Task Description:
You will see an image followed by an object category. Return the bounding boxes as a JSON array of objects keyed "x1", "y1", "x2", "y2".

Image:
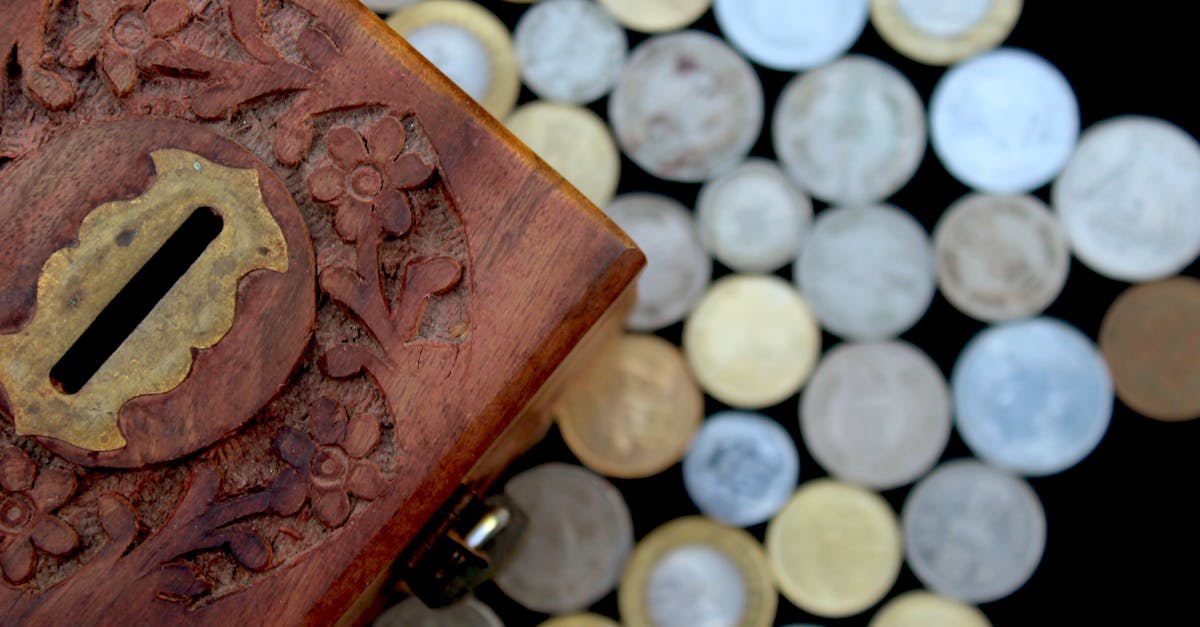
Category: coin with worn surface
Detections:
[
  {"x1": 506, "y1": 102, "x2": 621, "y2": 207},
  {"x1": 373, "y1": 596, "x2": 504, "y2": 627},
  {"x1": 713, "y1": 0, "x2": 869, "y2": 71},
  {"x1": 495, "y1": 463, "x2": 634, "y2": 614},
  {"x1": 386, "y1": 0, "x2": 519, "y2": 119},
  {"x1": 868, "y1": 590, "x2": 991, "y2": 627},
  {"x1": 619, "y1": 517, "x2": 776, "y2": 627},
  {"x1": 610, "y1": 31, "x2": 764, "y2": 183},
  {"x1": 1053, "y1": 115, "x2": 1200, "y2": 282},
  {"x1": 766, "y1": 479, "x2": 902, "y2": 618},
  {"x1": 1099, "y1": 277, "x2": 1200, "y2": 421},
  {"x1": 599, "y1": 0, "x2": 711, "y2": 33},
  {"x1": 800, "y1": 341, "x2": 950, "y2": 490},
  {"x1": 903, "y1": 459, "x2": 1046, "y2": 603},
  {"x1": 953, "y1": 317, "x2": 1113, "y2": 476},
  {"x1": 772, "y1": 54, "x2": 925, "y2": 205},
  {"x1": 934, "y1": 193, "x2": 1070, "y2": 322},
  {"x1": 683, "y1": 274, "x2": 821, "y2": 409},
  {"x1": 929, "y1": 48, "x2": 1078, "y2": 193},
  {"x1": 556, "y1": 334, "x2": 703, "y2": 478},
  {"x1": 604, "y1": 194, "x2": 711, "y2": 331},
  {"x1": 682, "y1": 411, "x2": 800, "y2": 527},
  {"x1": 796, "y1": 204, "x2": 935, "y2": 341},
  {"x1": 871, "y1": 0, "x2": 1022, "y2": 66},
  {"x1": 695, "y1": 159, "x2": 812, "y2": 273},
  {"x1": 514, "y1": 0, "x2": 627, "y2": 104},
  {"x1": 539, "y1": 615, "x2": 620, "y2": 627}
]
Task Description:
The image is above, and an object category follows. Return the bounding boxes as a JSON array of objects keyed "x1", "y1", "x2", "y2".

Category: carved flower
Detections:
[
  {"x1": 0, "y1": 447, "x2": 78, "y2": 584},
  {"x1": 271, "y1": 398, "x2": 386, "y2": 528},
  {"x1": 59, "y1": 0, "x2": 194, "y2": 97},
  {"x1": 306, "y1": 116, "x2": 435, "y2": 243}
]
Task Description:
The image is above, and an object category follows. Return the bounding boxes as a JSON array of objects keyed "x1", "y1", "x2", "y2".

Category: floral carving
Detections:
[
  {"x1": 0, "y1": 1, "x2": 75, "y2": 115},
  {"x1": 0, "y1": 447, "x2": 77, "y2": 584}
]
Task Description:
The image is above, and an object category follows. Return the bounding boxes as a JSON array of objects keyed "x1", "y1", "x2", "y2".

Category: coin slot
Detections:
[{"x1": 49, "y1": 207, "x2": 224, "y2": 395}]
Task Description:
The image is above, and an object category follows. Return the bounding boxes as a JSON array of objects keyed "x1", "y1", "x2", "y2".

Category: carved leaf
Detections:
[
  {"x1": 23, "y1": 66, "x2": 74, "y2": 112},
  {"x1": 226, "y1": 0, "x2": 279, "y2": 63},
  {"x1": 275, "y1": 120, "x2": 314, "y2": 167},
  {"x1": 406, "y1": 256, "x2": 463, "y2": 297},
  {"x1": 157, "y1": 563, "x2": 211, "y2": 602},
  {"x1": 318, "y1": 344, "x2": 370, "y2": 379},
  {"x1": 390, "y1": 153, "x2": 435, "y2": 189},
  {"x1": 297, "y1": 27, "x2": 338, "y2": 71},
  {"x1": 191, "y1": 82, "x2": 239, "y2": 120},
  {"x1": 320, "y1": 267, "x2": 368, "y2": 307},
  {"x1": 97, "y1": 494, "x2": 138, "y2": 542},
  {"x1": 217, "y1": 529, "x2": 272, "y2": 572}
]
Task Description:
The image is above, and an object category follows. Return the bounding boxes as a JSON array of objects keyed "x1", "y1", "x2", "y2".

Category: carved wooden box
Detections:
[{"x1": 0, "y1": 0, "x2": 641, "y2": 622}]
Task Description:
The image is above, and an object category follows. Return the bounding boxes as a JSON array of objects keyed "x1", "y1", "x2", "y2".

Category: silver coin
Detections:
[
  {"x1": 902, "y1": 459, "x2": 1046, "y2": 604},
  {"x1": 605, "y1": 193, "x2": 712, "y2": 331},
  {"x1": 514, "y1": 0, "x2": 628, "y2": 104},
  {"x1": 800, "y1": 341, "x2": 951, "y2": 490},
  {"x1": 495, "y1": 463, "x2": 634, "y2": 614},
  {"x1": 695, "y1": 158, "x2": 813, "y2": 273},
  {"x1": 713, "y1": 0, "x2": 869, "y2": 71},
  {"x1": 1053, "y1": 115, "x2": 1200, "y2": 282},
  {"x1": 773, "y1": 54, "x2": 926, "y2": 206},
  {"x1": 930, "y1": 48, "x2": 1079, "y2": 193},
  {"x1": 610, "y1": 31, "x2": 764, "y2": 183},
  {"x1": 374, "y1": 596, "x2": 504, "y2": 627},
  {"x1": 682, "y1": 411, "x2": 800, "y2": 527},
  {"x1": 952, "y1": 317, "x2": 1113, "y2": 476},
  {"x1": 645, "y1": 545, "x2": 748, "y2": 627},
  {"x1": 795, "y1": 204, "x2": 936, "y2": 340},
  {"x1": 934, "y1": 193, "x2": 1071, "y2": 322}
]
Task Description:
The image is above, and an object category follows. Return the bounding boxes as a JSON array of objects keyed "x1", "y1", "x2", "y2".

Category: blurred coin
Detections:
[
  {"x1": 386, "y1": 0, "x2": 519, "y2": 119},
  {"x1": 506, "y1": 102, "x2": 621, "y2": 207},
  {"x1": 868, "y1": 590, "x2": 991, "y2": 627},
  {"x1": 683, "y1": 274, "x2": 821, "y2": 409},
  {"x1": 556, "y1": 334, "x2": 703, "y2": 478},
  {"x1": 610, "y1": 31, "x2": 764, "y2": 183},
  {"x1": 929, "y1": 48, "x2": 1078, "y2": 193},
  {"x1": 496, "y1": 463, "x2": 633, "y2": 614},
  {"x1": 766, "y1": 479, "x2": 902, "y2": 618},
  {"x1": 902, "y1": 459, "x2": 1046, "y2": 603},
  {"x1": 695, "y1": 158, "x2": 812, "y2": 273},
  {"x1": 514, "y1": 0, "x2": 627, "y2": 104},
  {"x1": 952, "y1": 317, "x2": 1113, "y2": 476},
  {"x1": 619, "y1": 516, "x2": 776, "y2": 627},
  {"x1": 374, "y1": 596, "x2": 503, "y2": 627},
  {"x1": 871, "y1": 0, "x2": 1022, "y2": 66},
  {"x1": 795, "y1": 204, "x2": 935, "y2": 341},
  {"x1": 539, "y1": 615, "x2": 620, "y2": 627},
  {"x1": 933, "y1": 193, "x2": 1070, "y2": 322},
  {"x1": 713, "y1": 0, "x2": 869, "y2": 71},
  {"x1": 1099, "y1": 276, "x2": 1200, "y2": 421},
  {"x1": 800, "y1": 341, "x2": 950, "y2": 490},
  {"x1": 604, "y1": 193, "x2": 711, "y2": 331},
  {"x1": 599, "y1": 0, "x2": 711, "y2": 33},
  {"x1": 1053, "y1": 115, "x2": 1200, "y2": 282},
  {"x1": 681, "y1": 411, "x2": 800, "y2": 527}
]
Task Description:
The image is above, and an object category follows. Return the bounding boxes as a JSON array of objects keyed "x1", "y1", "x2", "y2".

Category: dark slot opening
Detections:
[{"x1": 49, "y1": 207, "x2": 224, "y2": 395}]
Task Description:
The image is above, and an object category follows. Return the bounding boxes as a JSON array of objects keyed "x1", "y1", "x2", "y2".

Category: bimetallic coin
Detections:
[
  {"x1": 695, "y1": 159, "x2": 813, "y2": 273},
  {"x1": 934, "y1": 193, "x2": 1070, "y2": 322},
  {"x1": 374, "y1": 596, "x2": 504, "y2": 627},
  {"x1": 514, "y1": 0, "x2": 627, "y2": 104},
  {"x1": 604, "y1": 194, "x2": 711, "y2": 331},
  {"x1": 796, "y1": 205, "x2": 936, "y2": 341},
  {"x1": 1099, "y1": 277, "x2": 1200, "y2": 421},
  {"x1": 386, "y1": 0, "x2": 519, "y2": 119},
  {"x1": 1053, "y1": 116, "x2": 1200, "y2": 282},
  {"x1": 902, "y1": 460, "x2": 1046, "y2": 603},
  {"x1": 683, "y1": 274, "x2": 821, "y2": 409},
  {"x1": 714, "y1": 0, "x2": 869, "y2": 71},
  {"x1": 539, "y1": 615, "x2": 620, "y2": 627},
  {"x1": 929, "y1": 48, "x2": 1078, "y2": 193},
  {"x1": 953, "y1": 317, "x2": 1113, "y2": 476},
  {"x1": 619, "y1": 517, "x2": 776, "y2": 627},
  {"x1": 506, "y1": 102, "x2": 621, "y2": 208},
  {"x1": 556, "y1": 334, "x2": 703, "y2": 478},
  {"x1": 766, "y1": 480, "x2": 902, "y2": 618},
  {"x1": 869, "y1": 590, "x2": 991, "y2": 627},
  {"x1": 800, "y1": 341, "x2": 951, "y2": 490},
  {"x1": 681, "y1": 411, "x2": 800, "y2": 527},
  {"x1": 599, "y1": 0, "x2": 711, "y2": 34},
  {"x1": 871, "y1": 0, "x2": 1022, "y2": 66},
  {"x1": 610, "y1": 31, "x2": 764, "y2": 183},
  {"x1": 495, "y1": 463, "x2": 634, "y2": 614},
  {"x1": 772, "y1": 54, "x2": 926, "y2": 206}
]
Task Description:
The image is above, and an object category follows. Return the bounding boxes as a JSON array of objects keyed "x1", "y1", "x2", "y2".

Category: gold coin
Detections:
[
  {"x1": 505, "y1": 102, "x2": 621, "y2": 208},
  {"x1": 386, "y1": 0, "x2": 519, "y2": 119},
  {"x1": 556, "y1": 334, "x2": 703, "y2": 478},
  {"x1": 599, "y1": 0, "x2": 712, "y2": 33},
  {"x1": 869, "y1": 590, "x2": 991, "y2": 627},
  {"x1": 539, "y1": 614, "x2": 621, "y2": 627},
  {"x1": 766, "y1": 479, "x2": 902, "y2": 618},
  {"x1": 619, "y1": 516, "x2": 776, "y2": 627},
  {"x1": 683, "y1": 274, "x2": 820, "y2": 409},
  {"x1": 871, "y1": 0, "x2": 1022, "y2": 66}
]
